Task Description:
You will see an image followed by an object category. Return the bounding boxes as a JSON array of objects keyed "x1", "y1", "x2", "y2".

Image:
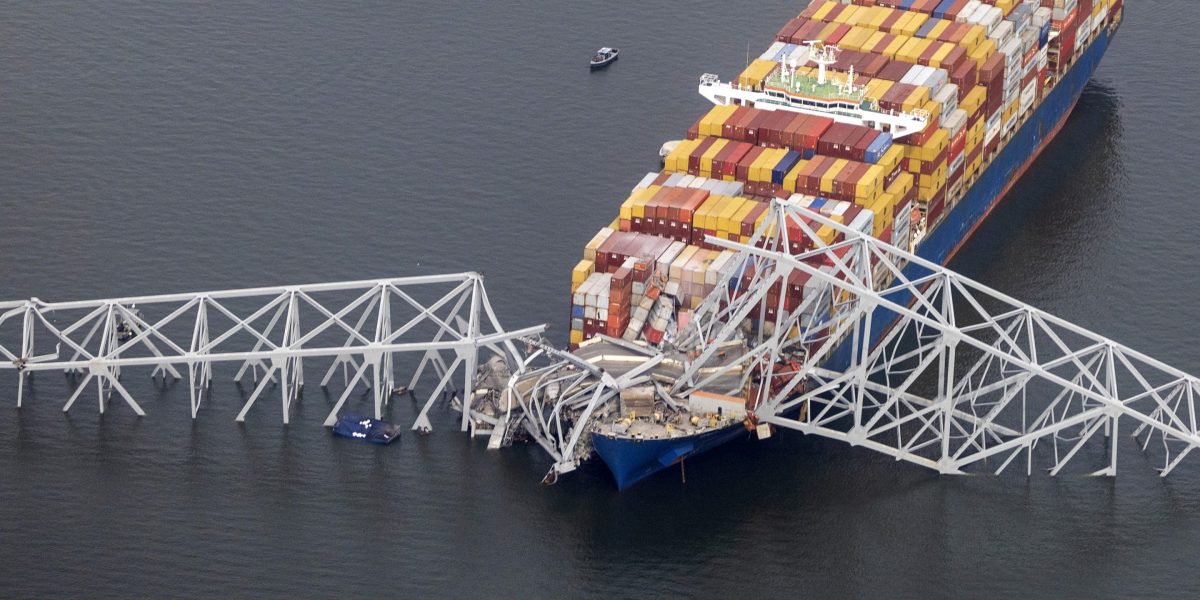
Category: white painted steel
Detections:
[
  {"x1": 0, "y1": 273, "x2": 544, "y2": 430},
  {"x1": 698, "y1": 75, "x2": 929, "y2": 140},
  {"x1": 505, "y1": 198, "x2": 1200, "y2": 482}
]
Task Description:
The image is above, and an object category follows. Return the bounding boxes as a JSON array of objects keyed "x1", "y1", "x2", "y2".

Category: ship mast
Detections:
[{"x1": 804, "y1": 40, "x2": 840, "y2": 85}]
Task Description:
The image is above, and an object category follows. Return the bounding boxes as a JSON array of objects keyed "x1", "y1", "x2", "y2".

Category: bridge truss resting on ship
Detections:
[
  {"x1": 506, "y1": 199, "x2": 1200, "y2": 481},
  {"x1": 4, "y1": 204, "x2": 1200, "y2": 483},
  {"x1": 0, "y1": 273, "x2": 544, "y2": 433}
]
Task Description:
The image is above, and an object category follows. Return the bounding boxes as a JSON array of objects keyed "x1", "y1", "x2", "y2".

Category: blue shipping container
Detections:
[
  {"x1": 864, "y1": 132, "x2": 894, "y2": 165},
  {"x1": 915, "y1": 19, "x2": 938, "y2": 39},
  {"x1": 771, "y1": 151, "x2": 803, "y2": 185},
  {"x1": 933, "y1": 0, "x2": 958, "y2": 19}
]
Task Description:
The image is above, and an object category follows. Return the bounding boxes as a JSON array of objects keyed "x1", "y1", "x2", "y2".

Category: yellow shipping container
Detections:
[
  {"x1": 909, "y1": 39, "x2": 937, "y2": 63},
  {"x1": 572, "y1": 259, "x2": 594, "y2": 285},
  {"x1": 902, "y1": 86, "x2": 931, "y2": 113},
  {"x1": 697, "y1": 195, "x2": 727, "y2": 231},
  {"x1": 820, "y1": 159, "x2": 849, "y2": 194},
  {"x1": 920, "y1": 129, "x2": 949, "y2": 163},
  {"x1": 811, "y1": 0, "x2": 837, "y2": 21},
  {"x1": 856, "y1": 165, "x2": 886, "y2": 202},
  {"x1": 570, "y1": 330, "x2": 583, "y2": 345},
  {"x1": 731, "y1": 201, "x2": 756, "y2": 236},
  {"x1": 995, "y1": 0, "x2": 1016, "y2": 15},
  {"x1": 699, "y1": 138, "x2": 729, "y2": 178},
  {"x1": 700, "y1": 105, "x2": 737, "y2": 137},
  {"x1": 927, "y1": 19, "x2": 951, "y2": 41},
  {"x1": 899, "y1": 12, "x2": 928, "y2": 36},
  {"x1": 832, "y1": 4, "x2": 861, "y2": 24},
  {"x1": 960, "y1": 25, "x2": 986, "y2": 54},
  {"x1": 922, "y1": 100, "x2": 943, "y2": 130},
  {"x1": 665, "y1": 139, "x2": 698, "y2": 173},
  {"x1": 784, "y1": 160, "x2": 809, "y2": 193},
  {"x1": 737, "y1": 59, "x2": 778, "y2": 89},
  {"x1": 883, "y1": 35, "x2": 910, "y2": 59},
  {"x1": 960, "y1": 85, "x2": 987, "y2": 117},
  {"x1": 929, "y1": 42, "x2": 955, "y2": 68},
  {"x1": 631, "y1": 185, "x2": 658, "y2": 219},
  {"x1": 841, "y1": 26, "x2": 875, "y2": 51},
  {"x1": 879, "y1": 145, "x2": 904, "y2": 174},
  {"x1": 897, "y1": 37, "x2": 925, "y2": 63},
  {"x1": 866, "y1": 78, "x2": 894, "y2": 104},
  {"x1": 969, "y1": 38, "x2": 996, "y2": 69},
  {"x1": 815, "y1": 225, "x2": 837, "y2": 246},
  {"x1": 867, "y1": 6, "x2": 891, "y2": 30},
  {"x1": 887, "y1": 172, "x2": 915, "y2": 198},
  {"x1": 868, "y1": 194, "x2": 895, "y2": 237},
  {"x1": 717, "y1": 197, "x2": 744, "y2": 234},
  {"x1": 670, "y1": 246, "x2": 699, "y2": 281},
  {"x1": 865, "y1": 30, "x2": 887, "y2": 52}
]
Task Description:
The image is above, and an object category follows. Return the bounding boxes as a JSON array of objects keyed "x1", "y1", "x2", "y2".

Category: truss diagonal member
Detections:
[{"x1": 696, "y1": 199, "x2": 1200, "y2": 476}]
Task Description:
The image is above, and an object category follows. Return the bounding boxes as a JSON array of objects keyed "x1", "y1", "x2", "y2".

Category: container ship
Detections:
[{"x1": 565, "y1": 0, "x2": 1122, "y2": 489}]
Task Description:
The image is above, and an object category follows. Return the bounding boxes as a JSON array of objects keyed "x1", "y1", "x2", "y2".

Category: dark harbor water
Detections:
[{"x1": 3, "y1": 1, "x2": 1200, "y2": 597}]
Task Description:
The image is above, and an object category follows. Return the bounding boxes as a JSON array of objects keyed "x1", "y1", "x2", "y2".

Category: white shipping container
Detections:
[
  {"x1": 1003, "y1": 111, "x2": 1018, "y2": 136},
  {"x1": 1034, "y1": 6, "x2": 1052, "y2": 29},
  {"x1": 900, "y1": 64, "x2": 926, "y2": 86},
  {"x1": 934, "y1": 83, "x2": 959, "y2": 117},
  {"x1": 677, "y1": 174, "x2": 696, "y2": 187},
  {"x1": 786, "y1": 46, "x2": 811, "y2": 65},
  {"x1": 893, "y1": 200, "x2": 913, "y2": 253},
  {"x1": 957, "y1": 0, "x2": 983, "y2": 24},
  {"x1": 1020, "y1": 80, "x2": 1037, "y2": 113},
  {"x1": 634, "y1": 172, "x2": 658, "y2": 190},
  {"x1": 850, "y1": 211, "x2": 873, "y2": 237},
  {"x1": 760, "y1": 41, "x2": 786, "y2": 61},
  {"x1": 984, "y1": 114, "x2": 1002, "y2": 146},
  {"x1": 989, "y1": 20, "x2": 1014, "y2": 44},
  {"x1": 982, "y1": 6, "x2": 1004, "y2": 35}
]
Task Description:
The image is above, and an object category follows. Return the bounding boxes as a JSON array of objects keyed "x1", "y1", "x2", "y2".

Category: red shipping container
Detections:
[
  {"x1": 877, "y1": 59, "x2": 914, "y2": 82},
  {"x1": 745, "y1": 109, "x2": 776, "y2": 145},
  {"x1": 776, "y1": 17, "x2": 805, "y2": 43},
  {"x1": 880, "y1": 10, "x2": 905, "y2": 33},
  {"x1": 736, "y1": 146, "x2": 766, "y2": 182},
  {"x1": 687, "y1": 137, "x2": 716, "y2": 175},
  {"x1": 944, "y1": 0, "x2": 971, "y2": 19},
  {"x1": 824, "y1": 24, "x2": 852, "y2": 45},
  {"x1": 790, "y1": 20, "x2": 825, "y2": 45},
  {"x1": 723, "y1": 106, "x2": 752, "y2": 140},
  {"x1": 720, "y1": 142, "x2": 754, "y2": 179}
]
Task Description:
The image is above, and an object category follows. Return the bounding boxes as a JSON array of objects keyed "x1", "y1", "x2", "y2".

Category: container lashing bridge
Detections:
[{"x1": 3, "y1": 204, "x2": 1200, "y2": 482}]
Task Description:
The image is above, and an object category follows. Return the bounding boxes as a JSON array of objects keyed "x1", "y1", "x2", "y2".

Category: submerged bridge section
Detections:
[{"x1": 0, "y1": 273, "x2": 543, "y2": 433}]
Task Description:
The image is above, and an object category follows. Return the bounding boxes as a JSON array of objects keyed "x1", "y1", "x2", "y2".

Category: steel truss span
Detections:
[
  {"x1": 504, "y1": 199, "x2": 1200, "y2": 481},
  {"x1": 0, "y1": 273, "x2": 544, "y2": 432}
]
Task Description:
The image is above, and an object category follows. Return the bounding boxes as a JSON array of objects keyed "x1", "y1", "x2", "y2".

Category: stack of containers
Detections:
[
  {"x1": 576, "y1": 0, "x2": 1119, "y2": 347},
  {"x1": 571, "y1": 273, "x2": 612, "y2": 347}
]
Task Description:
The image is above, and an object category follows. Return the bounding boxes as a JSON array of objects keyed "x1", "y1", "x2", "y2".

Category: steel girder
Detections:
[{"x1": 0, "y1": 273, "x2": 544, "y2": 430}]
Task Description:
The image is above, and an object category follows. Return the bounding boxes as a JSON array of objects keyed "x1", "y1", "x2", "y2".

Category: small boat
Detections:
[
  {"x1": 590, "y1": 47, "x2": 618, "y2": 69},
  {"x1": 331, "y1": 414, "x2": 402, "y2": 444}
]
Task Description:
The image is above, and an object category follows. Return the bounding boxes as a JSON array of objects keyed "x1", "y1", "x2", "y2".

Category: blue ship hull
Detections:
[
  {"x1": 592, "y1": 424, "x2": 750, "y2": 490},
  {"x1": 592, "y1": 23, "x2": 1117, "y2": 490}
]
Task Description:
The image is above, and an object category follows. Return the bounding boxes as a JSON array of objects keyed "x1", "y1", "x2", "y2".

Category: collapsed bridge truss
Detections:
[
  {"x1": 4, "y1": 201, "x2": 1200, "y2": 482},
  {"x1": 0, "y1": 273, "x2": 543, "y2": 432},
  {"x1": 507, "y1": 199, "x2": 1200, "y2": 480}
]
